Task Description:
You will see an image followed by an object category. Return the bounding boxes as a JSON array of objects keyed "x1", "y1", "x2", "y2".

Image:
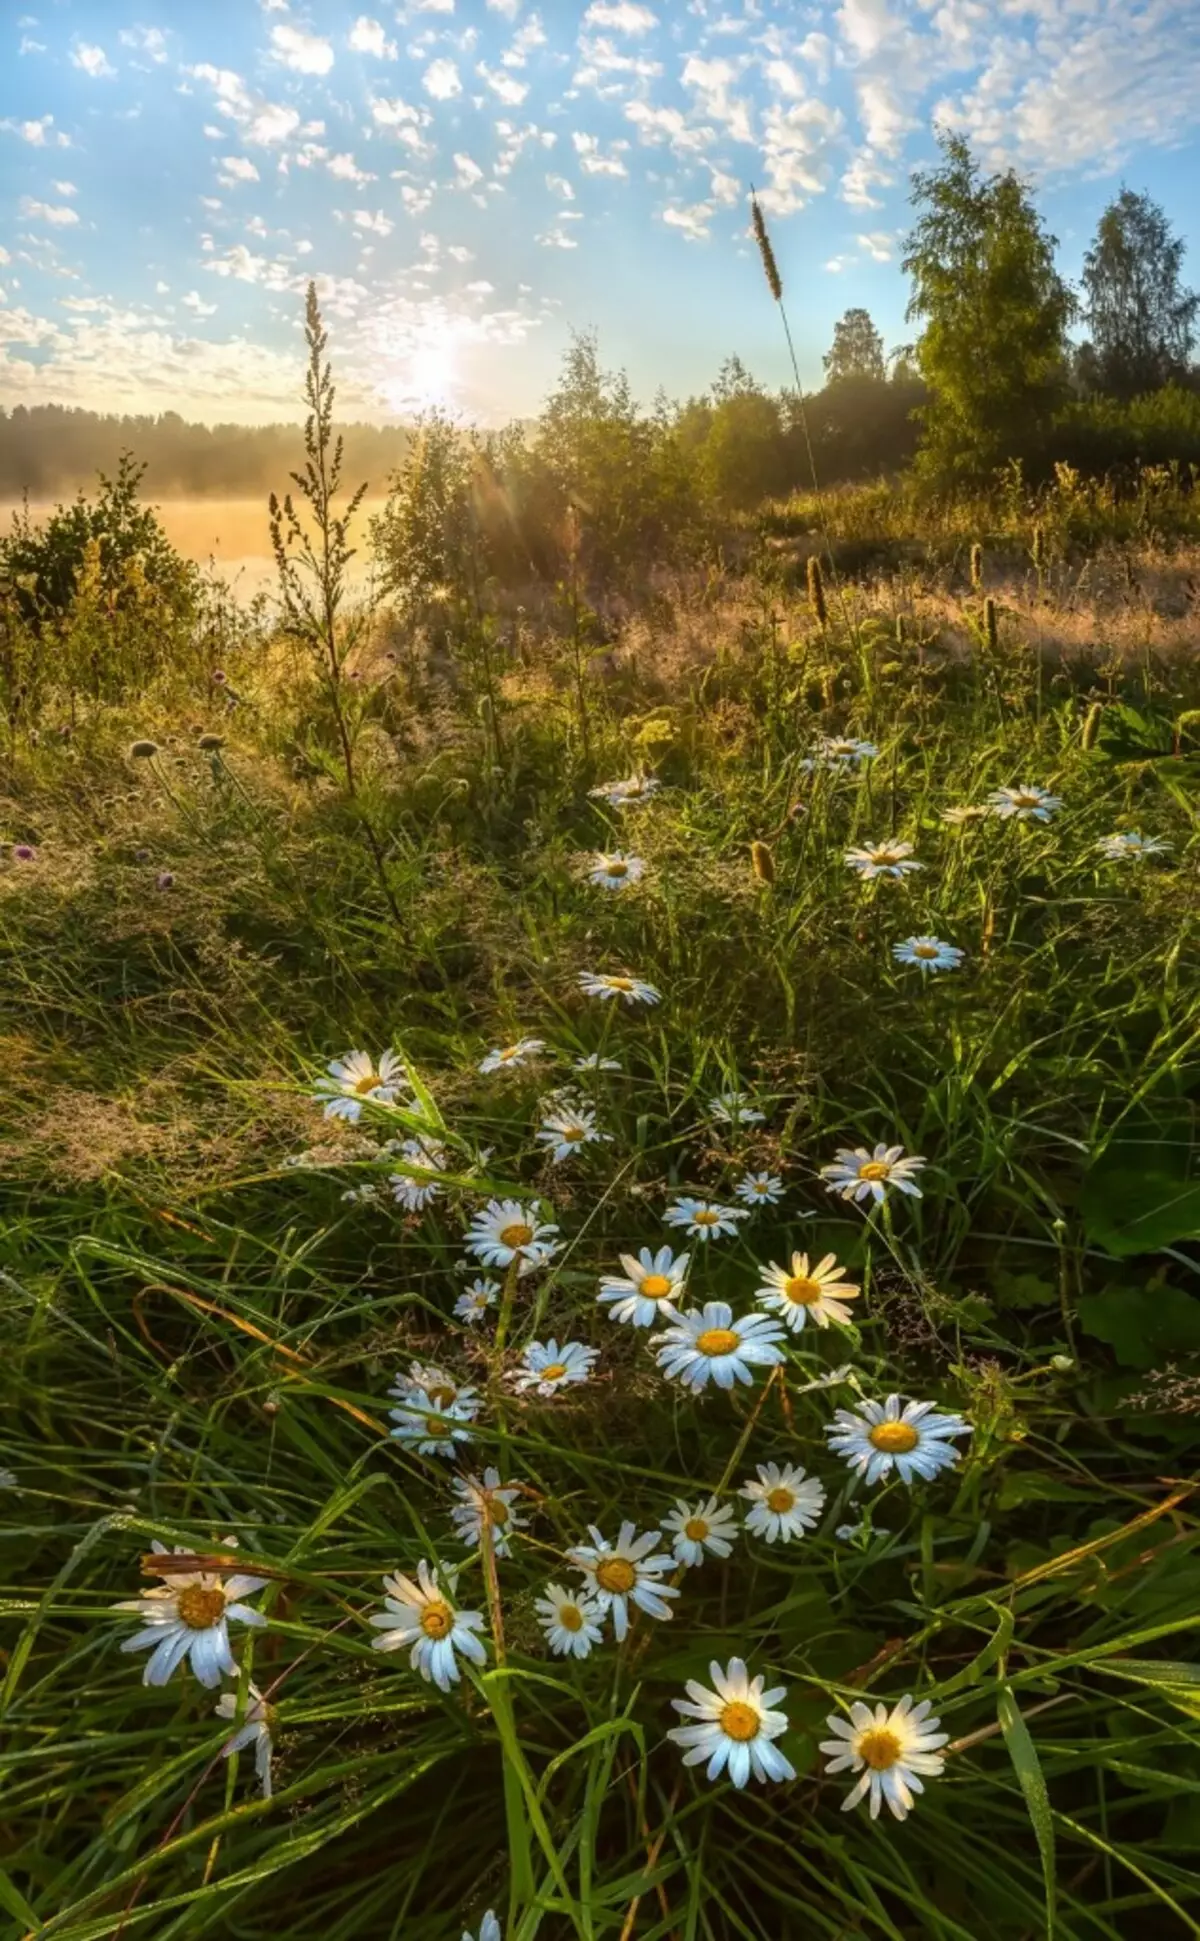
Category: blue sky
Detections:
[{"x1": 2, "y1": 0, "x2": 1199, "y2": 426}]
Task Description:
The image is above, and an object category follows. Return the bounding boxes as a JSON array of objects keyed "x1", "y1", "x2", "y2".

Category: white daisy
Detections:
[
  {"x1": 735, "y1": 1171, "x2": 784, "y2": 1206},
  {"x1": 589, "y1": 851, "x2": 646, "y2": 891},
  {"x1": 1096, "y1": 831, "x2": 1171, "y2": 861},
  {"x1": 820, "y1": 1144, "x2": 925, "y2": 1205},
  {"x1": 513, "y1": 1339, "x2": 598, "y2": 1396},
  {"x1": 740, "y1": 1461, "x2": 826, "y2": 1543},
  {"x1": 589, "y1": 774, "x2": 660, "y2": 808},
  {"x1": 663, "y1": 1197, "x2": 746, "y2": 1241},
  {"x1": 755, "y1": 1251, "x2": 861, "y2": 1332},
  {"x1": 825, "y1": 1394, "x2": 971, "y2": 1486},
  {"x1": 708, "y1": 1091, "x2": 766, "y2": 1125},
  {"x1": 662, "y1": 1495, "x2": 738, "y2": 1567},
  {"x1": 215, "y1": 1682, "x2": 275, "y2": 1798},
  {"x1": 988, "y1": 784, "x2": 1061, "y2": 822},
  {"x1": 668, "y1": 1658, "x2": 795, "y2": 1788},
  {"x1": 939, "y1": 804, "x2": 988, "y2": 826},
  {"x1": 369, "y1": 1559, "x2": 487, "y2": 1691},
  {"x1": 389, "y1": 1135, "x2": 450, "y2": 1210},
  {"x1": 479, "y1": 1037, "x2": 545, "y2": 1075},
  {"x1": 652, "y1": 1301, "x2": 786, "y2": 1392},
  {"x1": 454, "y1": 1278, "x2": 499, "y2": 1325},
  {"x1": 312, "y1": 1048, "x2": 408, "y2": 1123},
  {"x1": 536, "y1": 1106, "x2": 611, "y2": 1164},
  {"x1": 463, "y1": 1915, "x2": 501, "y2": 1941},
  {"x1": 113, "y1": 1548, "x2": 268, "y2": 1689},
  {"x1": 892, "y1": 936, "x2": 964, "y2": 974},
  {"x1": 535, "y1": 1582, "x2": 606, "y2": 1659},
  {"x1": 820, "y1": 1694, "x2": 948, "y2": 1820},
  {"x1": 450, "y1": 1469, "x2": 526, "y2": 1557},
  {"x1": 391, "y1": 1362, "x2": 478, "y2": 1413},
  {"x1": 844, "y1": 840, "x2": 923, "y2": 880},
  {"x1": 578, "y1": 970, "x2": 661, "y2": 1006},
  {"x1": 597, "y1": 1245, "x2": 689, "y2": 1326},
  {"x1": 464, "y1": 1198, "x2": 559, "y2": 1268},
  {"x1": 820, "y1": 735, "x2": 878, "y2": 765},
  {"x1": 573, "y1": 1053, "x2": 622, "y2": 1072},
  {"x1": 388, "y1": 1387, "x2": 478, "y2": 1459},
  {"x1": 567, "y1": 1522, "x2": 679, "y2": 1641}
]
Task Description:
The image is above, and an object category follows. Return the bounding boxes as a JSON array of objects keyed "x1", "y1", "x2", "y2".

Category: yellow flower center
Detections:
[
  {"x1": 692, "y1": 1210, "x2": 720, "y2": 1227},
  {"x1": 539, "y1": 1362, "x2": 567, "y2": 1382},
  {"x1": 487, "y1": 1497, "x2": 510, "y2": 1525},
  {"x1": 353, "y1": 1072, "x2": 382, "y2": 1095},
  {"x1": 859, "y1": 1161, "x2": 891, "y2": 1182},
  {"x1": 696, "y1": 1327, "x2": 739, "y2": 1356},
  {"x1": 683, "y1": 1516, "x2": 709, "y2": 1542},
  {"x1": 420, "y1": 1599, "x2": 454, "y2": 1639},
  {"x1": 606, "y1": 977, "x2": 634, "y2": 992},
  {"x1": 913, "y1": 943, "x2": 938, "y2": 959},
  {"x1": 719, "y1": 1701, "x2": 761, "y2": 1743},
  {"x1": 641, "y1": 1274, "x2": 673, "y2": 1298},
  {"x1": 766, "y1": 1487, "x2": 795, "y2": 1514},
  {"x1": 498, "y1": 1045, "x2": 520, "y2": 1061},
  {"x1": 176, "y1": 1585, "x2": 227, "y2": 1631},
  {"x1": 559, "y1": 1602, "x2": 584, "y2": 1632},
  {"x1": 596, "y1": 1558, "x2": 636, "y2": 1595},
  {"x1": 561, "y1": 1125, "x2": 585, "y2": 1142},
  {"x1": 427, "y1": 1383, "x2": 457, "y2": 1408},
  {"x1": 858, "y1": 1727, "x2": 903, "y2": 1770},
  {"x1": 869, "y1": 1421, "x2": 920, "y2": 1454},
  {"x1": 1012, "y1": 792, "x2": 1040, "y2": 807},
  {"x1": 604, "y1": 860, "x2": 628, "y2": 877},
  {"x1": 499, "y1": 1221, "x2": 534, "y2": 1248},
  {"x1": 784, "y1": 1275, "x2": 821, "y2": 1306}
]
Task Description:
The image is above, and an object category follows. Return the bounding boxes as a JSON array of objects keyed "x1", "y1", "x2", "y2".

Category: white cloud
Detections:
[
  {"x1": 218, "y1": 155, "x2": 261, "y2": 184},
  {"x1": 537, "y1": 226, "x2": 579, "y2": 248},
  {"x1": 270, "y1": 25, "x2": 335, "y2": 76},
  {"x1": 423, "y1": 58, "x2": 462, "y2": 99},
  {"x1": 856, "y1": 228, "x2": 893, "y2": 260},
  {"x1": 662, "y1": 202, "x2": 713, "y2": 241},
  {"x1": 371, "y1": 93, "x2": 423, "y2": 127},
  {"x1": 349, "y1": 16, "x2": 397, "y2": 58},
  {"x1": 248, "y1": 103, "x2": 302, "y2": 144},
  {"x1": 574, "y1": 35, "x2": 662, "y2": 87},
  {"x1": 19, "y1": 36, "x2": 47, "y2": 54},
  {"x1": 410, "y1": 0, "x2": 455, "y2": 10},
  {"x1": 182, "y1": 291, "x2": 218, "y2": 316},
  {"x1": 825, "y1": 255, "x2": 851, "y2": 273},
  {"x1": 624, "y1": 100, "x2": 714, "y2": 154},
  {"x1": 19, "y1": 198, "x2": 80, "y2": 226},
  {"x1": 353, "y1": 208, "x2": 395, "y2": 235},
  {"x1": 477, "y1": 61, "x2": 528, "y2": 103},
  {"x1": 447, "y1": 243, "x2": 474, "y2": 261},
  {"x1": 71, "y1": 42, "x2": 116, "y2": 78},
  {"x1": 502, "y1": 14, "x2": 546, "y2": 64},
  {"x1": 681, "y1": 55, "x2": 755, "y2": 143},
  {"x1": 757, "y1": 96, "x2": 844, "y2": 214},
  {"x1": 453, "y1": 151, "x2": 484, "y2": 185},
  {"x1": 840, "y1": 151, "x2": 892, "y2": 208},
  {"x1": 154, "y1": 279, "x2": 170, "y2": 293},
  {"x1": 328, "y1": 152, "x2": 376, "y2": 183},
  {"x1": 119, "y1": 25, "x2": 169, "y2": 63},
  {"x1": 487, "y1": 0, "x2": 522, "y2": 15},
  {"x1": 52, "y1": 180, "x2": 78, "y2": 197},
  {"x1": 546, "y1": 172, "x2": 575, "y2": 198},
  {"x1": 584, "y1": 1, "x2": 658, "y2": 31},
  {"x1": 466, "y1": 278, "x2": 495, "y2": 292},
  {"x1": 572, "y1": 131, "x2": 629, "y2": 177},
  {"x1": 202, "y1": 244, "x2": 292, "y2": 286}
]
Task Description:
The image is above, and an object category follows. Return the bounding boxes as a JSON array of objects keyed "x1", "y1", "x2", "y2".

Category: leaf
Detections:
[
  {"x1": 1080, "y1": 1113, "x2": 1200, "y2": 1258},
  {"x1": 998, "y1": 1684, "x2": 1056, "y2": 1938},
  {"x1": 1092, "y1": 1657, "x2": 1200, "y2": 1688},
  {"x1": 0, "y1": 1868, "x2": 39, "y2": 1930},
  {"x1": 1077, "y1": 1282, "x2": 1200, "y2": 1371}
]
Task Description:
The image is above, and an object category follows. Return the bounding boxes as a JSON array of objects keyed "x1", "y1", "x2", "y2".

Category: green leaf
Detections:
[
  {"x1": 0, "y1": 1867, "x2": 39, "y2": 1929},
  {"x1": 1077, "y1": 1282, "x2": 1200, "y2": 1370},
  {"x1": 1080, "y1": 1115, "x2": 1200, "y2": 1258},
  {"x1": 998, "y1": 1684, "x2": 1056, "y2": 1938},
  {"x1": 1092, "y1": 1657, "x2": 1200, "y2": 1688}
]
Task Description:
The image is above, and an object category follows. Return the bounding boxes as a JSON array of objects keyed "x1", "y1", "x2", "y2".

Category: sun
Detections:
[{"x1": 380, "y1": 338, "x2": 458, "y2": 414}]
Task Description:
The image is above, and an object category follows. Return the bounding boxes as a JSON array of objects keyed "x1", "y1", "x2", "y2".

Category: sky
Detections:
[{"x1": 2, "y1": 0, "x2": 1199, "y2": 427}]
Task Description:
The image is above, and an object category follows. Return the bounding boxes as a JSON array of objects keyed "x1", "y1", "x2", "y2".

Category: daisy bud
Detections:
[{"x1": 750, "y1": 839, "x2": 775, "y2": 885}]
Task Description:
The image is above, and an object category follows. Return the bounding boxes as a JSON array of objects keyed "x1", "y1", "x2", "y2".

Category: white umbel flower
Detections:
[
  {"x1": 479, "y1": 1037, "x2": 545, "y2": 1075},
  {"x1": 454, "y1": 1278, "x2": 499, "y2": 1325},
  {"x1": 740, "y1": 1461, "x2": 826, "y2": 1543},
  {"x1": 536, "y1": 1106, "x2": 611, "y2": 1164},
  {"x1": 844, "y1": 840, "x2": 922, "y2": 880},
  {"x1": 535, "y1": 1582, "x2": 606, "y2": 1659},
  {"x1": 755, "y1": 1251, "x2": 861, "y2": 1331},
  {"x1": 820, "y1": 1694, "x2": 948, "y2": 1819},
  {"x1": 708, "y1": 1090, "x2": 765, "y2": 1125},
  {"x1": 589, "y1": 851, "x2": 646, "y2": 891},
  {"x1": 389, "y1": 1135, "x2": 449, "y2": 1210},
  {"x1": 1096, "y1": 830, "x2": 1171, "y2": 860},
  {"x1": 312, "y1": 1049, "x2": 407, "y2": 1123},
  {"x1": 113, "y1": 1548, "x2": 268, "y2": 1689},
  {"x1": 464, "y1": 1198, "x2": 559, "y2": 1268},
  {"x1": 663, "y1": 1197, "x2": 746, "y2": 1241},
  {"x1": 567, "y1": 1522, "x2": 678, "y2": 1641},
  {"x1": 215, "y1": 1682, "x2": 275, "y2": 1797},
  {"x1": 513, "y1": 1339, "x2": 598, "y2": 1396},
  {"x1": 668, "y1": 1658, "x2": 795, "y2": 1788},
  {"x1": 820, "y1": 1143, "x2": 925, "y2": 1204},
  {"x1": 988, "y1": 783, "x2": 1061, "y2": 822},
  {"x1": 662, "y1": 1495, "x2": 738, "y2": 1567},
  {"x1": 892, "y1": 936, "x2": 964, "y2": 974},
  {"x1": 826, "y1": 1394, "x2": 971, "y2": 1486},
  {"x1": 589, "y1": 774, "x2": 660, "y2": 808},
  {"x1": 652, "y1": 1300, "x2": 786, "y2": 1392},
  {"x1": 369, "y1": 1559, "x2": 487, "y2": 1690},
  {"x1": 578, "y1": 970, "x2": 661, "y2": 1006},
  {"x1": 597, "y1": 1245, "x2": 689, "y2": 1326},
  {"x1": 450, "y1": 1469, "x2": 526, "y2": 1557},
  {"x1": 735, "y1": 1171, "x2": 784, "y2": 1206}
]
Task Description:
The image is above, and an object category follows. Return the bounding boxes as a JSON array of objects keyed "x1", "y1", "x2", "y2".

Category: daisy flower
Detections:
[
  {"x1": 708, "y1": 1091, "x2": 766, "y2": 1125},
  {"x1": 391, "y1": 1362, "x2": 478, "y2": 1414},
  {"x1": 464, "y1": 1198, "x2": 559, "y2": 1269},
  {"x1": 513, "y1": 1339, "x2": 597, "y2": 1396},
  {"x1": 652, "y1": 1301, "x2": 786, "y2": 1392},
  {"x1": 663, "y1": 1495, "x2": 738, "y2": 1567},
  {"x1": 113, "y1": 1548, "x2": 268, "y2": 1689},
  {"x1": 578, "y1": 970, "x2": 661, "y2": 1006},
  {"x1": 987, "y1": 784, "x2": 1061, "y2": 822},
  {"x1": 463, "y1": 1917, "x2": 501, "y2": 1941},
  {"x1": 1096, "y1": 831, "x2": 1171, "y2": 861},
  {"x1": 820, "y1": 1144, "x2": 925, "y2": 1205},
  {"x1": 844, "y1": 840, "x2": 923, "y2": 880},
  {"x1": 535, "y1": 1582, "x2": 606, "y2": 1659},
  {"x1": 820, "y1": 1694, "x2": 948, "y2": 1820},
  {"x1": 573, "y1": 1053, "x2": 622, "y2": 1072},
  {"x1": 389, "y1": 1135, "x2": 449, "y2": 1210},
  {"x1": 450, "y1": 1469, "x2": 526, "y2": 1557},
  {"x1": 892, "y1": 936, "x2": 964, "y2": 974},
  {"x1": 668, "y1": 1659, "x2": 795, "y2": 1788},
  {"x1": 663, "y1": 1197, "x2": 746, "y2": 1241},
  {"x1": 567, "y1": 1522, "x2": 678, "y2": 1640},
  {"x1": 825, "y1": 1394, "x2": 971, "y2": 1486},
  {"x1": 536, "y1": 1106, "x2": 611, "y2": 1164},
  {"x1": 454, "y1": 1278, "x2": 499, "y2": 1325},
  {"x1": 589, "y1": 851, "x2": 646, "y2": 891},
  {"x1": 740, "y1": 1462, "x2": 826, "y2": 1543},
  {"x1": 388, "y1": 1390, "x2": 477, "y2": 1459},
  {"x1": 735, "y1": 1171, "x2": 784, "y2": 1207},
  {"x1": 215, "y1": 1682, "x2": 275, "y2": 1798},
  {"x1": 369, "y1": 1560, "x2": 487, "y2": 1691},
  {"x1": 597, "y1": 1245, "x2": 689, "y2": 1326},
  {"x1": 820, "y1": 735, "x2": 878, "y2": 765},
  {"x1": 479, "y1": 1037, "x2": 544, "y2": 1075},
  {"x1": 312, "y1": 1049, "x2": 408, "y2": 1123},
  {"x1": 589, "y1": 774, "x2": 660, "y2": 808},
  {"x1": 939, "y1": 804, "x2": 988, "y2": 826},
  {"x1": 755, "y1": 1251, "x2": 860, "y2": 1331}
]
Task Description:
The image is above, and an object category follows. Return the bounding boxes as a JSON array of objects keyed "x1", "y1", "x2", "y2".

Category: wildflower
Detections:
[
  {"x1": 388, "y1": 1391, "x2": 477, "y2": 1459},
  {"x1": 113, "y1": 1546, "x2": 267, "y2": 1689},
  {"x1": 578, "y1": 970, "x2": 661, "y2": 1006},
  {"x1": 369, "y1": 1560, "x2": 487, "y2": 1691},
  {"x1": 479, "y1": 1037, "x2": 544, "y2": 1075},
  {"x1": 574, "y1": 1053, "x2": 622, "y2": 1072},
  {"x1": 392, "y1": 1362, "x2": 478, "y2": 1413},
  {"x1": 215, "y1": 1682, "x2": 275, "y2": 1798},
  {"x1": 536, "y1": 1106, "x2": 611, "y2": 1165},
  {"x1": 821, "y1": 735, "x2": 878, "y2": 765},
  {"x1": 845, "y1": 840, "x2": 923, "y2": 880},
  {"x1": 312, "y1": 1049, "x2": 408, "y2": 1124},
  {"x1": 825, "y1": 1394, "x2": 971, "y2": 1486},
  {"x1": 708, "y1": 1091, "x2": 765, "y2": 1126},
  {"x1": 1096, "y1": 831, "x2": 1171, "y2": 861},
  {"x1": 892, "y1": 936, "x2": 964, "y2": 974},
  {"x1": 663, "y1": 1495, "x2": 738, "y2": 1567},
  {"x1": 464, "y1": 1198, "x2": 559, "y2": 1268},
  {"x1": 820, "y1": 1144, "x2": 925, "y2": 1205},
  {"x1": 535, "y1": 1582, "x2": 605, "y2": 1658},
  {"x1": 735, "y1": 1171, "x2": 784, "y2": 1206},
  {"x1": 668, "y1": 1658, "x2": 795, "y2": 1787},
  {"x1": 513, "y1": 1339, "x2": 597, "y2": 1396},
  {"x1": 652, "y1": 1301, "x2": 786, "y2": 1392},
  {"x1": 589, "y1": 774, "x2": 660, "y2": 808},
  {"x1": 755, "y1": 1252, "x2": 860, "y2": 1331},
  {"x1": 11, "y1": 843, "x2": 37, "y2": 862},
  {"x1": 939, "y1": 805, "x2": 988, "y2": 826},
  {"x1": 598, "y1": 1245, "x2": 689, "y2": 1326},
  {"x1": 389, "y1": 1135, "x2": 449, "y2": 1210},
  {"x1": 588, "y1": 851, "x2": 646, "y2": 891},
  {"x1": 740, "y1": 1462, "x2": 826, "y2": 1543},
  {"x1": 820, "y1": 1695, "x2": 947, "y2": 1820},
  {"x1": 567, "y1": 1522, "x2": 678, "y2": 1640},
  {"x1": 450, "y1": 1469, "x2": 526, "y2": 1557},
  {"x1": 663, "y1": 1197, "x2": 746, "y2": 1241},
  {"x1": 463, "y1": 1917, "x2": 501, "y2": 1941},
  {"x1": 155, "y1": 870, "x2": 175, "y2": 891},
  {"x1": 988, "y1": 784, "x2": 1061, "y2": 822},
  {"x1": 454, "y1": 1278, "x2": 499, "y2": 1325}
]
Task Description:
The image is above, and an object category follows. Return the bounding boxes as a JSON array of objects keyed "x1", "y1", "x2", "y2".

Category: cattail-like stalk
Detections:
[
  {"x1": 970, "y1": 543, "x2": 983, "y2": 592},
  {"x1": 750, "y1": 192, "x2": 782, "y2": 303},
  {"x1": 984, "y1": 596, "x2": 998, "y2": 653},
  {"x1": 750, "y1": 840, "x2": 775, "y2": 885},
  {"x1": 1081, "y1": 700, "x2": 1104, "y2": 750},
  {"x1": 807, "y1": 554, "x2": 827, "y2": 629}
]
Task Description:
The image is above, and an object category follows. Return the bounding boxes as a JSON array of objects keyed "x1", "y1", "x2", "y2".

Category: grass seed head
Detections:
[
  {"x1": 984, "y1": 596, "x2": 998, "y2": 653},
  {"x1": 750, "y1": 839, "x2": 775, "y2": 885},
  {"x1": 807, "y1": 555, "x2": 828, "y2": 628},
  {"x1": 750, "y1": 192, "x2": 783, "y2": 303},
  {"x1": 970, "y1": 543, "x2": 983, "y2": 592}
]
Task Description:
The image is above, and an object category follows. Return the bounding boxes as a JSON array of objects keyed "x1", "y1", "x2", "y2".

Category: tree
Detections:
[
  {"x1": 902, "y1": 132, "x2": 1074, "y2": 482},
  {"x1": 823, "y1": 308, "x2": 886, "y2": 384},
  {"x1": 1078, "y1": 189, "x2": 1199, "y2": 398}
]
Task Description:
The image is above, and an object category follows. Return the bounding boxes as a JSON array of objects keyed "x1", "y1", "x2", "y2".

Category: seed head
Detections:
[
  {"x1": 807, "y1": 555, "x2": 828, "y2": 629},
  {"x1": 1081, "y1": 700, "x2": 1105, "y2": 751},
  {"x1": 983, "y1": 596, "x2": 998, "y2": 653},
  {"x1": 750, "y1": 191, "x2": 782, "y2": 304},
  {"x1": 970, "y1": 543, "x2": 983, "y2": 592},
  {"x1": 750, "y1": 839, "x2": 775, "y2": 885},
  {"x1": 198, "y1": 733, "x2": 225, "y2": 752},
  {"x1": 129, "y1": 739, "x2": 160, "y2": 760}
]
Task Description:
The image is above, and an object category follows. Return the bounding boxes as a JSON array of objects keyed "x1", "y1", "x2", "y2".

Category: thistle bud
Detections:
[
  {"x1": 970, "y1": 543, "x2": 983, "y2": 592},
  {"x1": 750, "y1": 191, "x2": 782, "y2": 303},
  {"x1": 807, "y1": 554, "x2": 827, "y2": 629},
  {"x1": 750, "y1": 839, "x2": 775, "y2": 885}
]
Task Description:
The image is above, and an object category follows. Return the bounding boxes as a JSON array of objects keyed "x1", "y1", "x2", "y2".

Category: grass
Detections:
[{"x1": 3, "y1": 506, "x2": 1200, "y2": 1941}]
